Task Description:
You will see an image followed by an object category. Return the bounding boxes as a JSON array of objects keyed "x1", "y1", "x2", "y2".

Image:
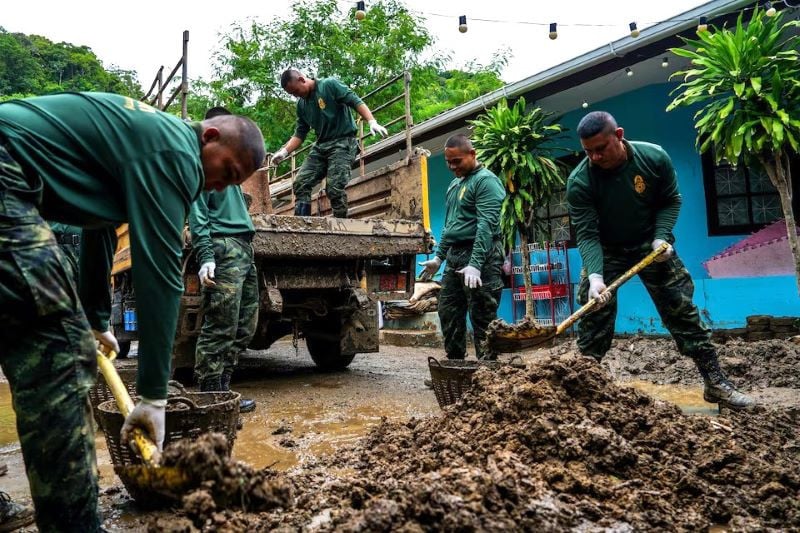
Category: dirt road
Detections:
[{"x1": 1, "y1": 336, "x2": 798, "y2": 531}]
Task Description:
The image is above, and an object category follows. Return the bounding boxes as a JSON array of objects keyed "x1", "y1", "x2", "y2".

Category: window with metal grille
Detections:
[
  {"x1": 701, "y1": 150, "x2": 798, "y2": 235},
  {"x1": 529, "y1": 152, "x2": 582, "y2": 245}
]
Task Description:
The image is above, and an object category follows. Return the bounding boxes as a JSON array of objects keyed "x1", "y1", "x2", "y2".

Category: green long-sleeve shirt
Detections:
[
  {"x1": 189, "y1": 186, "x2": 255, "y2": 265},
  {"x1": 436, "y1": 164, "x2": 505, "y2": 269},
  {"x1": 293, "y1": 78, "x2": 363, "y2": 143},
  {"x1": 0, "y1": 92, "x2": 204, "y2": 400},
  {"x1": 566, "y1": 140, "x2": 682, "y2": 277}
]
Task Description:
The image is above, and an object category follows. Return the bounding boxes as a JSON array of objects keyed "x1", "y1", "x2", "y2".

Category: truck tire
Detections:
[{"x1": 305, "y1": 336, "x2": 355, "y2": 372}]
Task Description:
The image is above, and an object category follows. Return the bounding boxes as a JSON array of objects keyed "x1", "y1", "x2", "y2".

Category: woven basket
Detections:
[
  {"x1": 88, "y1": 367, "x2": 138, "y2": 424},
  {"x1": 428, "y1": 356, "x2": 525, "y2": 408},
  {"x1": 95, "y1": 386, "x2": 240, "y2": 508}
]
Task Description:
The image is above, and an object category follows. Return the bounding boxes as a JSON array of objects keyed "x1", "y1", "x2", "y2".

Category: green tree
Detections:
[
  {"x1": 667, "y1": 8, "x2": 800, "y2": 294},
  {"x1": 206, "y1": 0, "x2": 507, "y2": 157},
  {"x1": 470, "y1": 97, "x2": 565, "y2": 317}
]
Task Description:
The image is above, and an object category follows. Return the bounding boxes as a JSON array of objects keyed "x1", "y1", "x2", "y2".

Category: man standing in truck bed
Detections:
[
  {"x1": 270, "y1": 69, "x2": 388, "y2": 218},
  {"x1": 0, "y1": 91, "x2": 265, "y2": 531},
  {"x1": 190, "y1": 106, "x2": 258, "y2": 414}
]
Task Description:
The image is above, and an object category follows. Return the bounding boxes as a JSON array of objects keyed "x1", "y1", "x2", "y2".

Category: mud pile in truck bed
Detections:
[{"x1": 148, "y1": 353, "x2": 799, "y2": 532}]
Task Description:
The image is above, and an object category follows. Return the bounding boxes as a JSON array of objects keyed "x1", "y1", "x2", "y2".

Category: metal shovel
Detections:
[{"x1": 486, "y1": 242, "x2": 670, "y2": 353}]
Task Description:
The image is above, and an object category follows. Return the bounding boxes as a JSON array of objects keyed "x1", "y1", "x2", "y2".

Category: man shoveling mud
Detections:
[
  {"x1": 566, "y1": 111, "x2": 753, "y2": 410},
  {"x1": 0, "y1": 92, "x2": 264, "y2": 531}
]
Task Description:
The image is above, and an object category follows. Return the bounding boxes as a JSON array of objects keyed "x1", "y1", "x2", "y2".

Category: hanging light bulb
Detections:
[
  {"x1": 661, "y1": 57, "x2": 669, "y2": 68},
  {"x1": 458, "y1": 15, "x2": 468, "y2": 33},
  {"x1": 629, "y1": 22, "x2": 640, "y2": 38},
  {"x1": 764, "y1": 1, "x2": 777, "y2": 16},
  {"x1": 582, "y1": 100, "x2": 589, "y2": 109},
  {"x1": 355, "y1": 1, "x2": 366, "y2": 21},
  {"x1": 697, "y1": 16, "x2": 708, "y2": 32},
  {"x1": 626, "y1": 67, "x2": 634, "y2": 77},
  {"x1": 549, "y1": 22, "x2": 558, "y2": 40}
]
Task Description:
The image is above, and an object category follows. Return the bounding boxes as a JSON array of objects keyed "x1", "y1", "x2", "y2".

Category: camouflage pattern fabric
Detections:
[
  {"x1": 292, "y1": 136, "x2": 358, "y2": 218},
  {"x1": 0, "y1": 146, "x2": 101, "y2": 532},
  {"x1": 194, "y1": 235, "x2": 259, "y2": 381},
  {"x1": 50, "y1": 225, "x2": 81, "y2": 285},
  {"x1": 576, "y1": 247, "x2": 715, "y2": 360},
  {"x1": 438, "y1": 241, "x2": 504, "y2": 360}
]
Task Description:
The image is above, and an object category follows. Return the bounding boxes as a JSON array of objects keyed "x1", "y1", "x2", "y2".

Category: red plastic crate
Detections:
[{"x1": 517, "y1": 283, "x2": 568, "y2": 300}]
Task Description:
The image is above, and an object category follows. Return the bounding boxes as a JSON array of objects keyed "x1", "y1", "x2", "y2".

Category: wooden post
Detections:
[
  {"x1": 403, "y1": 71, "x2": 413, "y2": 161},
  {"x1": 180, "y1": 30, "x2": 189, "y2": 120}
]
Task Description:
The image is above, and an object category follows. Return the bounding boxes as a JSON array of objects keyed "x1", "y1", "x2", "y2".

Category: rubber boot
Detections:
[
  {"x1": 294, "y1": 201, "x2": 311, "y2": 216},
  {"x1": 199, "y1": 375, "x2": 221, "y2": 392},
  {"x1": 221, "y1": 368, "x2": 256, "y2": 414},
  {"x1": 332, "y1": 208, "x2": 348, "y2": 219},
  {"x1": 0, "y1": 491, "x2": 35, "y2": 532},
  {"x1": 694, "y1": 353, "x2": 755, "y2": 410}
]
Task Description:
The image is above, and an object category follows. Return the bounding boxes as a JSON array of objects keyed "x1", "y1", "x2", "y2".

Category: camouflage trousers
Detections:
[
  {"x1": 293, "y1": 136, "x2": 357, "y2": 218},
  {"x1": 438, "y1": 242, "x2": 504, "y2": 360},
  {"x1": 195, "y1": 235, "x2": 259, "y2": 381},
  {"x1": 576, "y1": 247, "x2": 715, "y2": 360},
  {"x1": 53, "y1": 233, "x2": 80, "y2": 286},
  {"x1": 0, "y1": 183, "x2": 100, "y2": 529}
]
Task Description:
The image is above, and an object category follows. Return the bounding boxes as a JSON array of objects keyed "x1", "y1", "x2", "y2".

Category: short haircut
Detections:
[
  {"x1": 444, "y1": 133, "x2": 473, "y2": 152},
  {"x1": 280, "y1": 69, "x2": 302, "y2": 89},
  {"x1": 204, "y1": 114, "x2": 266, "y2": 172},
  {"x1": 576, "y1": 111, "x2": 618, "y2": 139},
  {"x1": 204, "y1": 106, "x2": 231, "y2": 119}
]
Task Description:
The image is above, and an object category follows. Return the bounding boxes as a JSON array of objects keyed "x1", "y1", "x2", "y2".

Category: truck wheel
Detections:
[
  {"x1": 305, "y1": 336, "x2": 355, "y2": 371},
  {"x1": 117, "y1": 341, "x2": 131, "y2": 359}
]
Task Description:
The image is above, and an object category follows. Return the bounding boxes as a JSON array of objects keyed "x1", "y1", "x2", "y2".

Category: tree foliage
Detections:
[
  {"x1": 470, "y1": 97, "x2": 566, "y2": 316},
  {"x1": 667, "y1": 8, "x2": 800, "y2": 293},
  {"x1": 0, "y1": 28, "x2": 142, "y2": 99},
  {"x1": 199, "y1": 0, "x2": 507, "y2": 152}
]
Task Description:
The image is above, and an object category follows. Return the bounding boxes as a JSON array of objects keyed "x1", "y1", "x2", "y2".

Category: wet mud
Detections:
[{"x1": 144, "y1": 352, "x2": 799, "y2": 532}]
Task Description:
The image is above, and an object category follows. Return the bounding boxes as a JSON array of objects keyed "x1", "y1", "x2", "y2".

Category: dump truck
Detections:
[{"x1": 110, "y1": 152, "x2": 432, "y2": 373}]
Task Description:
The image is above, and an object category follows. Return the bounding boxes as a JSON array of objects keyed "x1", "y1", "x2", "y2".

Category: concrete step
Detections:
[{"x1": 380, "y1": 328, "x2": 442, "y2": 348}]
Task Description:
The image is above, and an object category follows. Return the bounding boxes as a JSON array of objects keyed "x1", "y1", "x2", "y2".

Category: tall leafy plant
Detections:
[
  {"x1": 667, "y1": 8, "x2": 800, "y2": 293},
  {"x1": 470, "y1": 97, "x2": 564, "y2": 317}
]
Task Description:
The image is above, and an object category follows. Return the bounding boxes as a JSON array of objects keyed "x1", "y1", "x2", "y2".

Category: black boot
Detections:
[
  {"x1": 199, "y1": 375, "x2": 221, "y2": 392},
  {"x1": 294, "y1": 201, "x2": 311, "y2": 216},
  {"x1": 221, "y1": 368, "x2": 256, "y2": 414},
  {"x1": 332, "y1": 208, "x2": 348, "y2": 219},
  {"x1": 0, "y1": 491, "x2": 35, "y2": 531},
  {"x1": 694, "y1": 353, "x2": 755, "y2": 410}
]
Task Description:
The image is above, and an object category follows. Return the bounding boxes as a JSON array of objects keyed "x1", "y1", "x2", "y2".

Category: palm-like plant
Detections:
[
  {"x1": 469, "y1": 97, "x2": 565, "y2": 317},
  {"x1": 667, "y1": 8, "x2": 800, "y2": 293}
]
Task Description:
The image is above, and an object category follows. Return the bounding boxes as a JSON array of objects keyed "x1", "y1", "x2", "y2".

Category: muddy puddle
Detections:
[
  {"x1": 0, "y1": 383, "x2": 17, "y2": 447},
  {"x1": 623, "y1": 380, "x2": 720, "y2": 416}
]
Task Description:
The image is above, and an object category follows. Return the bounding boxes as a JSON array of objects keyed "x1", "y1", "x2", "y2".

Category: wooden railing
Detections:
[{"x1": 142, "y1": 30, "x2": 189, "y2": 118}]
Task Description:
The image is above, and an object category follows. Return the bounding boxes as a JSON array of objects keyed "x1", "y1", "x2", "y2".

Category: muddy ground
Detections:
[{"x1": 1, "y1": 336, "x2": 799, "y2": 531}]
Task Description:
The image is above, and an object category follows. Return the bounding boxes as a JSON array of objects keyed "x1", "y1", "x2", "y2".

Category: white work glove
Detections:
[
  {"x1": 271, "y1": 148, "x2": 289, "y2": 165},
  {"x1": 121, "y1": 397, "x2": 166, "y2": 453},
  {"x1": 418, "y1": 257, "x2": 442, "y2": 279},
  {"x1": 368, "y1": 119, "x2": 388, "y2": 138},
  {"x1": 457, "y1": 265, "x2": 483, "y2": 289},
  {"x1": 652, "y1": 239, "x2": 674, "y2": 262},
  {"x1": 588, "y1": 273, "x2": 612, "y2": 308},
  {"x1": 198, "y1": 261, "x2": 216, "y2": 287},
  {"x1": 93, "y1": 329, "x2": 120, "y2": 354}
]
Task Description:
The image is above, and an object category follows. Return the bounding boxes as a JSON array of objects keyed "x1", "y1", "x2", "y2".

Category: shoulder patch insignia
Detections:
[
  {"x1": 634, "y1": 174, "x2": 646, "y2": 194},
  {"x1": 317, "y1": 97, "x2": 326, "y2": 110}
]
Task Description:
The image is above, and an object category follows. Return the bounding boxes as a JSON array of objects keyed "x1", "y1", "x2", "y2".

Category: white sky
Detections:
[{"x1": 2, "y1": 0, "x2": 709, "y2": 87}]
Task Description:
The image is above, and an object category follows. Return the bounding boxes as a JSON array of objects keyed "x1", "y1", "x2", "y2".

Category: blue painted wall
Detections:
[{"x1": 420, "y1": 82, "x2": 799, "y2": 335}]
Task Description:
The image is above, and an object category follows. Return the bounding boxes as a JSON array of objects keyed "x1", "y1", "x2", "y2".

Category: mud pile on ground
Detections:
[
  {"x1": 564, "y1": 336, "x2": 800, "y2": 388},
  {"x1": 150, "y1": 356, "x2": 799, "y2": 532}
]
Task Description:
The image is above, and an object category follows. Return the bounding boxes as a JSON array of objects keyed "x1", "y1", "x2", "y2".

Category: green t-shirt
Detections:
[
  {"x1": 0, "y1": 91, "x2": 204, "y2": 399},
  {"x1": 436, "y1": 164, "x2": 506, "y2": 269},
  {"x1": 189, "y1": 186, "x2": 255, "y2": 265},
  {"x1": 566, "y1": 140, "x2": 682, "y2": 277},
  {"x1": 292, "y1": 78, "x2": 364, "y2": 143}
]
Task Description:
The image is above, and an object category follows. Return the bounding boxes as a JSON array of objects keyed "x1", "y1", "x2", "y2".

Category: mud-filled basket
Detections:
[
  {"x1": 95, "y1": 384, "x2": 240, "y2": 508},
  {"x1": 428, "y1": 356, "x2": 525, "y2": 408}
]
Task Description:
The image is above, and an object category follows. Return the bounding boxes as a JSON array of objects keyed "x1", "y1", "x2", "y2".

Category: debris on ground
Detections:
[{"x1": 147, "y1": 354, "x2": 799, "y2": 531}]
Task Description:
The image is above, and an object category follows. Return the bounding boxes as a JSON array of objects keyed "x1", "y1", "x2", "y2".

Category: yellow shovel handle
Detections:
[
  {"x1": 96, "y1": 350, "x2": 159, "y2": 466},
  {"x1": 555, "y1": 242, "x2": 670, "y2": 335}
]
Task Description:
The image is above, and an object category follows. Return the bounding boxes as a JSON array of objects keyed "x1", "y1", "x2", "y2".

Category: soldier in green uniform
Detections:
[
  {"x1": 190, "y1": 106, "x2": 257, "y2": 413},
  {"x1": 566, "y1": 111, "x2": 753, "y2": 410},
  {"x1": 419, "y1": 134, "x2": 506, "y2": 360},
  {"x1": 0, "y1": 91, "x2": 265, "y2": 531},
  {"x1": 271, "y1": 69, "x2": 388, "y2": 218}
]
